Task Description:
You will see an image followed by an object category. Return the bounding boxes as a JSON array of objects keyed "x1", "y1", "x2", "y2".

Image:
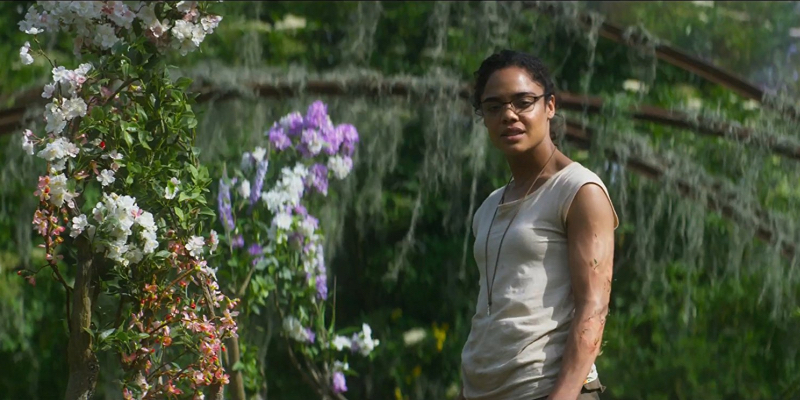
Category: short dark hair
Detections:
[{"x1": 471, "y1": 50, "x2": 556, "y2": 113}]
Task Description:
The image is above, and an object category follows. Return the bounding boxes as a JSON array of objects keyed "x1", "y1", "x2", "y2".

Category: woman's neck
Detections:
[{"x1": 506, "y1": 141, "x2": 559, "y2": 185}]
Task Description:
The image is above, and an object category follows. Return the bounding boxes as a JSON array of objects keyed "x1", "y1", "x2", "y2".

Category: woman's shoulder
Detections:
[{"x1": 556, "y1": 161, "x2": 608, "y2": 188}]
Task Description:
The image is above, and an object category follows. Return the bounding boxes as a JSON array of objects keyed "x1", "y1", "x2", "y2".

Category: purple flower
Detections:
[
  {"x1": 316, "y1": 273, "x2": 328, "y2": 300},
  {"x1": 268, "y1": 124, "x2": 292, "y2": 151},
  {"x1": 231, "y1": 234, "x2": 244, "y2": 249},
  {"x1": 280, "y1": 111, "x2": 304, "y2": 137},
  {"x1": 305, "y1": 100, "x2": 330, "y2": 130},
  {"x1": 298, "y1": 129, "x2": 323, "y2": 158},
  {"x1": 322, "y1": 125, "x2": 343, "y2": 155},
  {"x1": 248, "y1": 244, "x2": 262, "y2": 256},
  {"x1": 305, "y1": 163, "x2": 329, "y2": 196},
  {"x1": 250, "y1": 160, "x2": 268, "y2": 206},
  {"x1": 332, "y1": 371, "x2": 347, "y2": 394},
  {"x1": 338, "y1": 124, "x2": 359, "y2": 157},
  {"x1": 304, "y1": 214, "x2": 320, "y2": 231},
  {"x1": 217, "y1": 178, "x2": 235, "y2": 231},
  {"x1": 293, "y1": 204, "x2": 308, "y2": 217},
  {"x1": 305, "y1": 327, "x2": 316, "y2": 344}
]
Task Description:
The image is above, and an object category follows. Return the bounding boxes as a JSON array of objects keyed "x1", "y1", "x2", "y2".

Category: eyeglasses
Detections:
[{"x1": 476, "y1": 93, "x2": 549, "y2": 118}]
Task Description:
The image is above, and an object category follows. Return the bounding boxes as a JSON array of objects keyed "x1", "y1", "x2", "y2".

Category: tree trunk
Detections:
[
  {"x1": 65, "y1": 238, "x2": 98, "y2": 400},
  {"x1": 227, "y1": 337, "x2": 247, "y2": 400}
]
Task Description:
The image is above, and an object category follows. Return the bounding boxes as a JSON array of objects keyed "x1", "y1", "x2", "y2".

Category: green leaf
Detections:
[
  {"x1": 98, "y1": 328, "x2": 115, "y2": 342},
  {"x1": 174, "y1": 207, "x2": 184, "y2": 220},
  {"x1": 138, "y1": 130, "x2": 151, "y2": 150},
  {"x1": 175, "y1": 77, "x2": 193, "y2": 90},
  {"x1": 232, "y1": 361, "x2": 245, "y2": 371},
  {"x1": 122, "y1": 129, "x2": 134, "y2": 146},
  {"x1": 155, "y1": 250, "x2": 171, "y2": 258}
]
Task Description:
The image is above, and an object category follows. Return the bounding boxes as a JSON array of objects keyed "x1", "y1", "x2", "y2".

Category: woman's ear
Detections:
[{"x1": 547, "y1": 95, "x2": 556, "y2": 120}]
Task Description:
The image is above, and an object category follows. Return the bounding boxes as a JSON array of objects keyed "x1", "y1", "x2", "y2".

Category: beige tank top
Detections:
[{"x1": 461, "y1": 162, "x2": 618, "y2": 400}]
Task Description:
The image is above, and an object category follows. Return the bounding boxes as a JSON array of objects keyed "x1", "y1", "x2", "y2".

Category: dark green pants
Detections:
[{"x1": 533, "y1": 379, "x2": 606, "y2": 400}]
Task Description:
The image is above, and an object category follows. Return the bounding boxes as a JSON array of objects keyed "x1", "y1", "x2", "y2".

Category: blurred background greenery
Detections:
[{"x1": 2, "y1": 1, "x2": 800, "y2": 399}]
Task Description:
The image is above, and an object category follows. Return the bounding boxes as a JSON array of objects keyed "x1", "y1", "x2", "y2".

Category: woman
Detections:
[{"x1": 459, "y1": 50, "x2": 618, "y2": 400}]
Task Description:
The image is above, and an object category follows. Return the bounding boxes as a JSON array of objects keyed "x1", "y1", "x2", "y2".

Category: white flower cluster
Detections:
[
  {"x1": 37, "y1": 137, "x2": 80, "y2": 172},
  {"x1": 330, "y1": 324, "x2": 380, "y2": 357},
  {"x1": 138, "y1": 1, "x2": 222, "y2": 55},
  {"x1": 261, "y1": 164, "x2": 308, "y2": 214},
  {"x1": 47, "y1": 173, "x2": 77, "y2": 209},
  {"x1": 19, "y1": 1, "x2": 221, "y2": 57},
  {"x1": 40, "y1": 63, "x2": 93, "y2": 137},
  {"x1": 91, "y1": 193, "x2": 158, "y2": 266},
  {"x1": 283, "y1": 316, "x2": 313, "y2": 343},
  {"x1": 327, "y1": 155, "x2": 353, "y2": 180}
]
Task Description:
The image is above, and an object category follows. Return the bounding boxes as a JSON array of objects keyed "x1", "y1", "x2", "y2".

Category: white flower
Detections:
[
  {"x1": 351, "y1": 323, "x2": 379, "y2": 356},
  {"x1": 176, "y1": 1, "x2": 198, "y2": 13},
  {"x1": 333, "y1": 360, "x2": 350, "y2": 372},
  {"x1": 18, "y1": 7, "x2": 44, "y2": 35},
  {"x1": 209, "y1": 230, "x2": 219, "y2": 253},
  {"x1": 240, "y1": 152, "x2": 254, "y2": 173},
  {"x1": 140, "y1": 230, "x2": 158, "y2": 254},
  {"x1": 75, "y1": 63, "x2": 93, "y2": 76},
  {"x1": 107, "y1": 1, "x2": 135, "y2": 29},
  {"x1": 299, "y1": 218, "x2": 317, "y2": 238},
  {"x1": 292, "y1": 164, "x2": 308, "y2": 178},
  {"x1": 238, "y1": 179, "x2": 251, "y2": 199},
  {"x1": 95, "y1": 23, "x2": 119, "y2": 49},
  {"x1": 134, "y1": 212, "x2": 156, "y2": 232},
  {"x1": 282, "y1": 316, "x2": 306, "y2": 342},
  {"x1": 185, "y1": 236, "x2": 205, "y2": 258},
  {"x1": 52, "y1": 66, "x2": 69, "y2": 84},
  {"x1": 403, "y1": 328, "x2": 427, "y2": 347},
  {"x1": 102, "y1": 150, "x2": 123, "y2": 160},
  {"x1": 190, "y1": 23, "x2": 206, "y2": 46},
  {"x1": 37, "y1": 137, "x2": 79, "y2": 161},
  {"x1": 98, "y1": 169, "x2": 115, "y2": 187},
  {"x1": 125, "y1": 248, "x2": 144, "y2": 265},
  {"x1": 42, "y1": 83, "x2": 55, "y2": 99},
  {"x1": 49, "y1": 173, "x2": 76, "y2": 208},
  {"x1": 327, "y1": 155, "x2": 353, "y2": 180},
  {"x1": 70, "y1": 214, "x2": 90, "y2": 238},
  {"x1": 171, "y1": 19, "x2": 194, "y2": 41},
  {"x1": 201, "y1": 15, "x2": 222, "y2": 33},
  {"x1": 273, "y1": 212, "x2": 293, "y2": 231},
  {"x1": 62, "y1": 97, "x2": 87, "y2": 120},
  {"x1": 331, "y1": 335, "x2": 352, "y2": 351},
  {"x1": 20, "y1": 42, "x2": 34, "y2": 65},
  {"x1": 44, "y1": 102, "x2": 66, "y2": 134},
  {"x1": 252, "y1": 146, "x2": 267, "y2": 161},
  {"x1": 22, "y1": 129, "x2": 35, "y2": 155},
  {"x1": 165, "y1": 177, "x2": 180, "y2": 200}
]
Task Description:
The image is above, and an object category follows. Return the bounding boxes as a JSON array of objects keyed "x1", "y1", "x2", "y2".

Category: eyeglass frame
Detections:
[{"x1": 475, "y1": 92, "x2": 551, "y2": 118}]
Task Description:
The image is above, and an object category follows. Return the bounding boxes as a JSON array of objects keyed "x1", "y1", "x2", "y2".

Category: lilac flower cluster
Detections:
[
  {"x1": 217, "y1": 176, "x2": 235, "y2": 232},
  {"x1": 218, "y1": 100, "x2": 369, "y2": 397},
  {"x1": 266, "y1": 101, "x2": 359, "y2": 197}
]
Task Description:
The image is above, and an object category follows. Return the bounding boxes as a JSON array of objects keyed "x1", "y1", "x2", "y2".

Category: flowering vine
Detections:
[
  {"x1": 18, "y1": 2, "x2": 237, "y2": 399},
  {"x1": 214, "y1": 100, "x2": 378, "y2": 398}
]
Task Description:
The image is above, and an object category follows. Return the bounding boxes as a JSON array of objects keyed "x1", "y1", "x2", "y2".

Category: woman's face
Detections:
[{"x1": 479, "y1": 66, "x2": 555, "y2": 156}]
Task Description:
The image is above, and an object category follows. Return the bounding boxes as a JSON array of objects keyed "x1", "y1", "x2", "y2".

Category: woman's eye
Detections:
[{"x1": 516, "y1": 101, "x2": 533, "y2": 109}]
